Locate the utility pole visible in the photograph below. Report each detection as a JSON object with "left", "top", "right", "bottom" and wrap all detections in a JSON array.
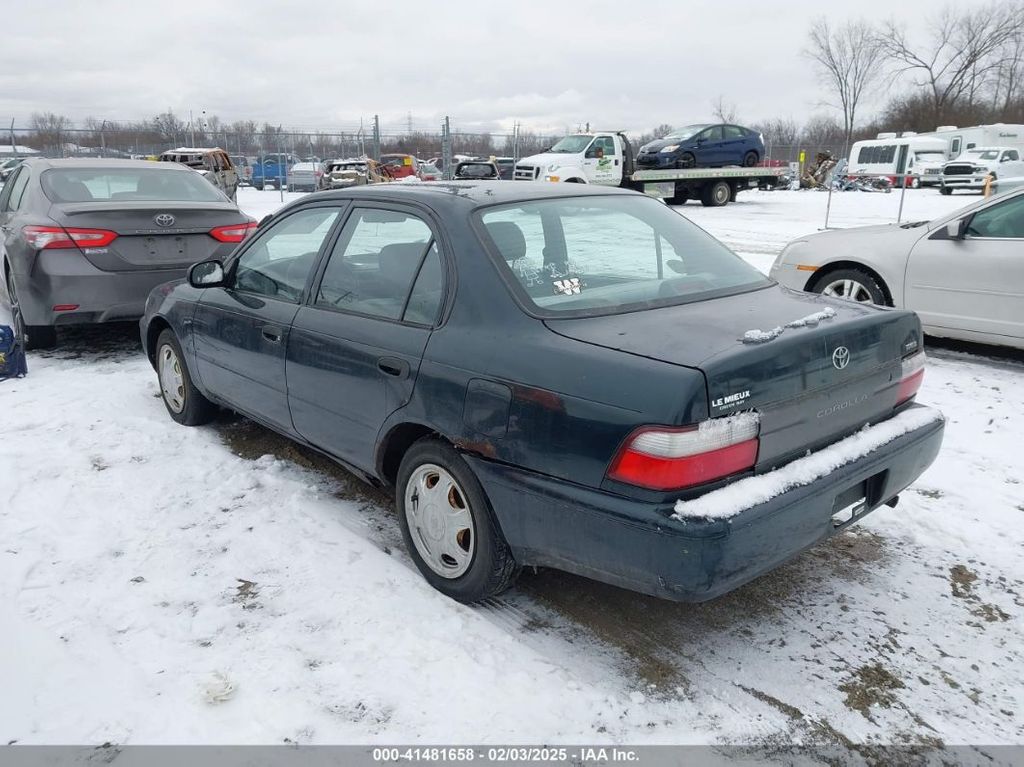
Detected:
[
  {"left": 10, "top": 119, "right": 17, "bottom": 159},
  {"left": 100, "top": 120, "right": 107, "bottom": 157},
  {"left": 441, "top": 117, "right": 453, "bottom": 180},
  {"left": 372, "top": 115, "right": 381, "bottom": 162}
]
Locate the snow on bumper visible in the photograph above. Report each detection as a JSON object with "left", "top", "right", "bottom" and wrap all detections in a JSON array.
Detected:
[{"left": 674, "top": 405, "right": 944, "bottom": 521}]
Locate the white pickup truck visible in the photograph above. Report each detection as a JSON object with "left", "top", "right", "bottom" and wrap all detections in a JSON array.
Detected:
[
  {"left": 514, "top": 132, "right": 786, "bottom": 206},
  {"left": 940, "top": 147, "right": 1024, "bottom": 194}
]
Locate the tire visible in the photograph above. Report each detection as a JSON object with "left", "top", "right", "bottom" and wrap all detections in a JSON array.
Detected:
[
  {"left": 940, "top": 186, "right": 952, "bottom": 195},
  {"left": 396, "top": 438, "right": 519, "bottom": 602},
  {"left": 677, "top": 152, "right": 696, "bottom": 169},
  {"left": 701, "top": 180, "right": 732, "bottom": 207},
  {"left": 6, "top": 269, "right": 56, "bottom": 350},
  {"left": 743, "top": 150, "right": 759, "bottom": 167},
  {"left": 254, "top": 183, "right": 264, "bottom": 191},
  {"left": 666, "top": 194, "right": 688, "bottom": 205},
  {"left": 811, "top": 267, "right": 888, "bottom": 306},
  {"left": 155, "top": 329, "right": 217, "bottom": 426},
  {"left": 910, "top": 177, "right": 920, "bottom": 189}
]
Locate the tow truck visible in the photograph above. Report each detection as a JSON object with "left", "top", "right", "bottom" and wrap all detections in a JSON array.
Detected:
[{"left": 514, "top": 131, "right": 787, "bottom": 206}]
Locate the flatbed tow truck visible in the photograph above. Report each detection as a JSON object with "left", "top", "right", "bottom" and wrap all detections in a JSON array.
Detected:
[{"left": 514, "top": 131, "right": 787, "bottom": 206}]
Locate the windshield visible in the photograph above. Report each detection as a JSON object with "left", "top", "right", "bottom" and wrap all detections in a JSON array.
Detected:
[
  {"left": 966, "top": 150, "right": 1000, "bottom": 160},
  {"left": 478, "top": 195, "right": 769, "bottom": 317},
  {"left": 915, "top": 151, "right": 945, "bottom": 160},
  {"left": 665, "top": 124, "right": 709, "bottom": 140},
  {"left": 548, "top": 135, "right": 594, "bottom": 154},
  {"left": 41, "top": 168, "right": 226, "bottom": 203}
]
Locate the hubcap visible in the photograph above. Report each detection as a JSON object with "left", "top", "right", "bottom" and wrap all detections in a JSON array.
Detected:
[
  {"left": 158, "top": 343, "right": 186, "bottom": 413},
  {"left": 404, "top": 463, "right": 475, "bottom": 579},
  {"left": 821, "top": 278, "right": 876, "bottom": 304}
]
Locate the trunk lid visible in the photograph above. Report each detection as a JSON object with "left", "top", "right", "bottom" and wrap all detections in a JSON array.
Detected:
[
  {"left": 48, "top": 201, "right": 246, "bottom": 272},
  {"left": 545, "top": 287, "right": 922, "bottom": 470}
]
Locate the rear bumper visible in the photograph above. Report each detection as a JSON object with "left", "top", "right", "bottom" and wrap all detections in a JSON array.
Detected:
[
  {"left": 467, "top": 405, "right": 944, "bottom": 602},
  {"left": 14, "top": 252, "right": 194, "bottom": 327}
]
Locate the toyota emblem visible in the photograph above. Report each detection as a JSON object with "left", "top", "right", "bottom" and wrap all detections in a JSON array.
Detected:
[
  {"left": 832, "top": 346, "right": 850, "bottom": 370},
  {"left": 154, "top": 213, "right": 175, "bottom": 227}
]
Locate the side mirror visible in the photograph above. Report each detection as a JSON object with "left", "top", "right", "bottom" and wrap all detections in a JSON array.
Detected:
[
  {"left": 188, "top": 260, "right": 225, "bottom": 288},
  {"left": 944, "top": 219, "right": 967, "bottom": 240}
]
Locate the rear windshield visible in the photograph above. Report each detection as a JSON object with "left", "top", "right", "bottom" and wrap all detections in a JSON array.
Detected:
[
  {"left": 478, "top": 195, "right": 769, "bottom": 317},
  {"left": 41, "top": 168, "right": 226, "bottom": 203}
]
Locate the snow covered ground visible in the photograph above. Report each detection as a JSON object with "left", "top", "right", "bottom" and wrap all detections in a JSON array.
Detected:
[{"left": 1, "top": 186, "right": 1022, "bottom": 750}]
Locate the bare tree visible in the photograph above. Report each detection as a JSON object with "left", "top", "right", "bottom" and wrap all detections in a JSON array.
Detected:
[
  {"left": 804, "top": 18, "right": 885, "bottom": 150},
  {"left": 877, "top": 1, "right": 1022, "bottom": 124},
  {"left": 711, "top": 96, "right": 738, "bottom": 123}
]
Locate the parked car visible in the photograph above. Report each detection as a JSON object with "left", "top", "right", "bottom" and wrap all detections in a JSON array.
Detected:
[
  {"left": 326, "top": 159, "right": 373, "bottom": 188},
  {"left": 453, "top": 161, "right": 499, "bottom": 179},
  {"left": 939, "top": 147, "right": 1024, "bottom": 194},
  {"left": 1, "top": 158, "right": 255, "bottom": 349},
  {"left": 379, "top": 153, "right": 418, "bottom": 180},
  {"left": 1, "top": 157, "right": 27, "bottom": 183},
  {"left": 229, "top": 155, "right": 252, "bottom": 186},
  {"left": 288, "top": 161, "right": 327, "bottom": 192},
  {"left": 770, "top": 188, "right": 1024, "bottom": 350},
  {"left": 494, "top": 157, "right": 515, "bottom": 180},
  {"left": 636, "top": 124, "right": 765, "bottom": 169},
  {"left": 252, "top": 153, "right": 299, "bottom": 190},
  {"left": 141, "top": 182, "right": 943, "bottom": 603},
  {"left": 417, "top": 162, "right": 441, "bottom": 181},
  {"left": 158, "top": 147, "right": 239, "bottom": 201}
]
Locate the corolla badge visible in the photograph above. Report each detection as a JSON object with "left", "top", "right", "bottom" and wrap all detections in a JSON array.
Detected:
[
  {"left": 832, "top": 346, "right": 850, "bottom": 370},
  {"left": 154, "top": 213, "right": 176, "bottom": 227}
]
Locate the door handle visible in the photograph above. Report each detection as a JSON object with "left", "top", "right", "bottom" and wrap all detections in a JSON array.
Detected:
[
  {"left": 377, "top": 356, "right": 410, "bottom": 378},
  {"left": 261, "top": 325, "right": 283, "bottom": 343}
]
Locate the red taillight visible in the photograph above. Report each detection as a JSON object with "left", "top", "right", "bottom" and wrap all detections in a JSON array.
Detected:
[
  {"left": 896, "top": 350, "right": 926, "bottom": 405},
  {"left": 209, "top": 221, "right": 257, "bottom": 243},
  {"left": 23, "top": 225, "right": 118, "bottom": 250},
  {"left": 607, "top": 413, "right": 760, "bottom": 491}
]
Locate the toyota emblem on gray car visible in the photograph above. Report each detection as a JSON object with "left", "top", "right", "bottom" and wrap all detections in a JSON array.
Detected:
[
  {"left": 154, "top": 213, "right": 175, "bottom": 227},
  {"left": 832, "top": 346, "right": 850, "bottom": 370}
]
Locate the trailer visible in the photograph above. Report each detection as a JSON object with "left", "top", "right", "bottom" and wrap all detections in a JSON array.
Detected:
[{"left": 513, "top": 131, "right": 787, "bottom": 206}]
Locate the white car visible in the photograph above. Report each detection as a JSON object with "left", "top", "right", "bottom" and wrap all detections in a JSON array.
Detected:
[
  {"left": 940, "top": 147, "right": 1024, "bottom": 194},
  {"left": 770, "top": 189, "right": 1024, "bottom": 350}
]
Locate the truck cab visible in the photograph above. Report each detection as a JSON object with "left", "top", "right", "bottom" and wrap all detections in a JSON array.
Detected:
[{"left": 514, "top": 133, "right": 629, "bottom": 185}]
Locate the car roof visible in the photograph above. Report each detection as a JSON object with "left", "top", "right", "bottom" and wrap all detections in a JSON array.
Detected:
[
  {"left": 294, "top": 180, "right": 638, "bottom": 212},
  {"left": 22, "top": 157, "right": 193, "bottom": 172}
]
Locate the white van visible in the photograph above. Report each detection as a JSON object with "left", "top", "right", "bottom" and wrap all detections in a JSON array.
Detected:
[{"left": 847, "top": 136, "right": 948, "bottom": 188}]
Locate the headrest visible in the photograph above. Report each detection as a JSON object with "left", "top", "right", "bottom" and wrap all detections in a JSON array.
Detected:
[
  {"left": 378, "top": 242, "right": 428, "bottom": 285},
  {"left": 486, "top": 221, "right": 526, "bottom": 261}
]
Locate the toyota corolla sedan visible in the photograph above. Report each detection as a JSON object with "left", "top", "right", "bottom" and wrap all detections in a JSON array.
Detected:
[
  {"left": 770, "top": 188, "right": 1024, "bottom": 350},
  {"left": 141, "top": 183, "right": 943, "bottom": 603},
  {"left": 1, "top": 158, "right": 255, "bottom": 349}
]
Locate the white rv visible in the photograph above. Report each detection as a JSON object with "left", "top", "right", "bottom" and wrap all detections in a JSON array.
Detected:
[
  {"left": 925, "top": 123, "right": 1024, "bottom": 159},
  {"left": 847, "top": 135, "right": 948, "bottom": 188}
]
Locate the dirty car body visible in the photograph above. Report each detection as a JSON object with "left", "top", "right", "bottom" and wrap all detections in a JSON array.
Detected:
[{"left": 140, "top": 182, "right": 944, "bottom": 602}]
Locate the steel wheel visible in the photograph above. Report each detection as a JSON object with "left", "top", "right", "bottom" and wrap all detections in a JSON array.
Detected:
[
  {"left": 404, "top": 463, "right": 475, "bottom": 579},
  {"left": 821, "top": 278, "right": 875, "bottom": 303},
  {"left": 158, "top": 342, "right": 186, "bottom": 414}
]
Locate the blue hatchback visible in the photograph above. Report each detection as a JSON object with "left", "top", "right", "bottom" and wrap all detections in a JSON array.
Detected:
[{"left": 636, "top": 123, "right": 765, "bottom": 169}]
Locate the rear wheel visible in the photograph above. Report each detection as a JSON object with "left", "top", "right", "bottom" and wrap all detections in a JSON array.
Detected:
[
  {"left": 743, "top": 150, "right": 759, "bottom": 167},
  {"left": 156, "top": 329, "right": 217, "bottom": 425},
  {"left": 701, "top": 180, "right": 732, "bottom": 207},
  {"left": 811, "top": 267, "right": 887, "bottom": 306},
  {"left": 397, "top": 438, "right": 519, "bottom": 602},
  {"left": 5, "top": 270, "right": 55, "bottom": 350}
]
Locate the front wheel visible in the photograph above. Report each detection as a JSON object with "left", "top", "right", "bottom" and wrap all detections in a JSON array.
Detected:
[
  {"left": 939, "top": 186, "right": 952, "bottom": 196},
  {"left": 677, "top": 152, "right": 696, "bottom": 169},
  {"left": 811, "top": 267, "right": 887, "bottom": 306},
  {"left": 397, "top": 438, "right": 519, "bottom": 602},
  {"left": 156, "top": 329, "right": 217, "bottom": 425}
]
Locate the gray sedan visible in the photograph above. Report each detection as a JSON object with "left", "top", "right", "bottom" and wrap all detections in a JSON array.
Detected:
[
  {"left": 770, "top": 188, "right": 1024, "bottom": 350},
  {"left": 0, "top": 158, "right": 255, "bottom": 349}
]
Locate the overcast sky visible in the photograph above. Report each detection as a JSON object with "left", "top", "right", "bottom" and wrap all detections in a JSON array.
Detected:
[{"left": 2, "top": 0, "right": 937, "bottom": 136}]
